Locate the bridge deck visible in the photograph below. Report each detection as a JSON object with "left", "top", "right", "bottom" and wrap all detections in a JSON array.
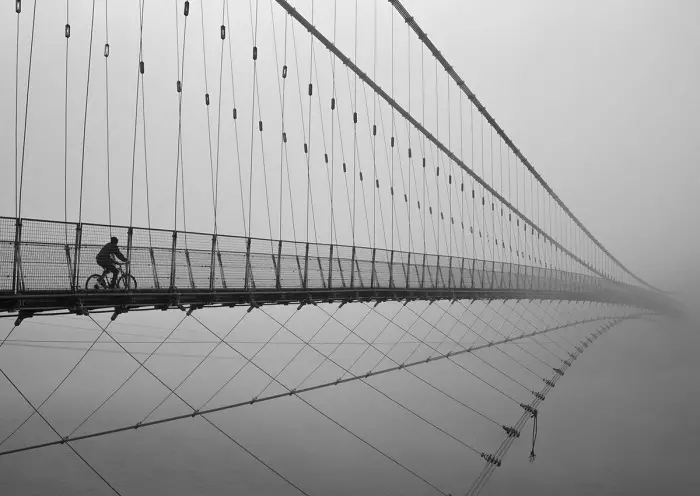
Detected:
[{"left": 0, "top": 217, "right": 654, "bottom": 317}]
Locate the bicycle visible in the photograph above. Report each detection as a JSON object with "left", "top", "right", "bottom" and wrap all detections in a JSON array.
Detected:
[{"left": 85, "top": 262, "right": 137, "bottom": 291}]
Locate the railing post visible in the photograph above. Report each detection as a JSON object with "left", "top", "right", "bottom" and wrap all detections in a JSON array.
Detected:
[
  {"left": 12, "top": 218, "right": 23, "bottom": 294},
  {"left": 459, "top": 257, "right": 465, "bottom": 289},
  {"left": 72, "top": 223, "right": 83, "bottom": 292},
  {"left": 470, "top": 259, "right": 477, "bottom": 289},
  {"left": 184, "top": 249, "right": 195, "bottom": 289},
  {"left": 150, "top": 247, "right": 160, "bottom": 289},
  {"left": 169, "top": 231, "right": 177, "bottom": 290},
  {"left": 421, "top": 253, "right": 427, "bottom": 288},
  {"left": 448, "top": 256, "right": 453, "bottom": 289},
  {"left": 406, "top": 252, "right": 411, "bottom": 289},
  {"left": 244, "top": 237, "right": 251, "bottom": 291},
  {"left": 217, "top": 250, "right": 227, "bottom": 289},
  {"left": 209, "top": 234, "right": 217, "bottom": 291},
  {"left": 350, "top": 246, "right": 356, "bottom": 289},
  {"left": 389, "top": 250, "right": 395, "bottom": 289},
  {"left": 64, "top": 243, "right": 73, "bottom": 290},
  {"left": 435, "top": 255, "right": 441, "bottom": 289},
  {"left": 327, "top": 244, "right": 334, "bottom": 290},
  {"left": 370, "top": 248, "right": 377, "bottom": 288},
  {"left": 303, "top": 242, "right": 309, "bottom": 290},
  {"left": 126, "top": 227, "right": 134, "bottom": 290},
  {"left": 276, "top": 240, "right": 282, "bottom": 290}
]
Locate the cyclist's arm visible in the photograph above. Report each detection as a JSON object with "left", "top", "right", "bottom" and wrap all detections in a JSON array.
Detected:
[{"left": 114, "top": 248, "right": 128, "bottom": 263}]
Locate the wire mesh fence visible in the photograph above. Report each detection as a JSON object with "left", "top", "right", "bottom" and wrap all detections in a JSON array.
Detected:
[{"left": 0, "top": 216, "right": 624, "bottom": 298}]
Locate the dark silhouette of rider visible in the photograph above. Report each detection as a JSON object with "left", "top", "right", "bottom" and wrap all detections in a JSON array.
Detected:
[{"left": 96, "top": 237, "right": 128, "bottom": 288}]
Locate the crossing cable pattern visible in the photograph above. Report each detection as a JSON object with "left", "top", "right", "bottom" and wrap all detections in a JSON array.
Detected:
[{"left": 0, "top": 312, "right": 643, "bottom": 457}]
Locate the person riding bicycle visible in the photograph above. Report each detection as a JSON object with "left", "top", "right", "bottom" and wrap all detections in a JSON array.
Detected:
[{"left": 96, "top": 237, "right": 128, "bottom": 288}]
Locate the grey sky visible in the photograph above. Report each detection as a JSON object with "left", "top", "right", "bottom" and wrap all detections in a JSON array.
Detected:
[{"left": 405, "top": 0, "right": 700, "bottom": 291}]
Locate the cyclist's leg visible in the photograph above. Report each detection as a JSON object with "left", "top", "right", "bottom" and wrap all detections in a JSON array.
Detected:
[
  {"left": 97, "top": 260, "right": 110, "bottom": 288},
  {"left": 107, "top": 264, "right": 119, "bottom": 288}
]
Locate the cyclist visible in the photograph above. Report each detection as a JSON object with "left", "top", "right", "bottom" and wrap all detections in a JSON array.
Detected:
[{"left": 96, "top": 236, "right": 128, "bottom": 288}]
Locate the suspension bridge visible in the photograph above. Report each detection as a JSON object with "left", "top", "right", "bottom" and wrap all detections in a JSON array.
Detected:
[{"left": 0, "top": 1, "right": 680, "bottom": 495}]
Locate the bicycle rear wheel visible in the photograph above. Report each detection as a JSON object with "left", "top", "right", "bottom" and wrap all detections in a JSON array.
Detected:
[
  {"left": 85, "top": 274, "right": 107, "bottom": 291},
  {"left": 117, "top": 274, "right": 137, "bottom": 291}
]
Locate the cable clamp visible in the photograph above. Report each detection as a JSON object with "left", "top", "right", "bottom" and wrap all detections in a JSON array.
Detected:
[
  {"left": 520, "top": 403, "right": 537, "bottom": 416},
  {"left": 480, "top": 453, "right": 502, "bottom": 467},
  {"left": 502, "top": 425, "right": 520, "bottom": 438},
  {"left": 553, "top": 368, "right": 564, "bottom": 376},
  {"left": 544, "top": 379, "right": 556, "bottom": 388},
  {"left": 533, "top": 391, "right": 545, "bottom": 401},
  {"left": 191, "top": 409, "right": 199, "bottom": 418}
]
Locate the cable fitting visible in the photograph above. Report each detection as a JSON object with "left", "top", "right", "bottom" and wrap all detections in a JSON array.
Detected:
[
  {"left": 502, "top": 426, "right": 520, "bottom": 438},
  {"left": 183, "top": 1, "right": 189, "bottom": 16},
  {"left": 533, "top": 391, "right": 545, "bottom": 401},
  {"left": 520, "top": 403, "right": 537, "bottom": 416},
  {"left": 481, "top": 453, "right": 502, "bottom": 467},
  {"left": 553, "top": 368, "right": 564, "bottom": 376},
  {"left": 65, "top": 24, "right": 71, "bottom": 39},
  {"left": 544, "top": 379, "right": 556, "bottom": 388}
]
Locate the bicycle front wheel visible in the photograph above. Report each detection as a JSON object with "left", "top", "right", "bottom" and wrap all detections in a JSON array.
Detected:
[
  {"left": 85, "top": 274, "right": 106, "bottom": 291},
  {"left": 117, "top": 274, "right": 137, "bottom": 291}
]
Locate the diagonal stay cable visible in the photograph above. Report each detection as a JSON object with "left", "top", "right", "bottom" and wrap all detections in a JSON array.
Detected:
[
  {"left": 87, "top": 316, "right": 309, "bottom": 495},
  {"left": 256, "top": 307, "right": 493, "bottom": 446},
  {"left": 197, "top": 309, "right": 301, "bottom": 411},
  {"left": 378, "top": 302, "right": 528, "bottom": 404},
  {"left": 0, "top": 315, "right": 637, "bottom": 457},
  {"left": 451, "top": 299, "right": 550, "bottom": 381},
  {"left": 0, "top": 319, "right": 115, "bottom": 448},
  {"left": 190, "top": 309, "right": 458, "bottom": 494},
  {"left": 309, "top": 303, "right": 505, "bottom": 425},
  {"left": 67, "top": 314, "right": 189, "bottom": 437},
  {"left": 0, "top": 365, "right": 121, "bottom": 495},
  {"left": 138, "top": 311, "right": 248, "bottom": 424}
]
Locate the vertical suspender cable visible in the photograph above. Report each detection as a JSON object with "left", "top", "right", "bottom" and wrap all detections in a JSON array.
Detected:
[
  {"left": 17, "top": 0, "right": 38, "bottom": 220},
  {"left": 15, "top": 2, "right": 20, "bottom": 220},
  {"left": 224, "top": 0, "right": 247, "bottom": 237},
  {"left": 104, "top": 0, "right": 112, "bottom": 234},
  {"left": 331, "top": 0, "right": 337, "bottom": 245},
  {"left": 200, "top": 0, "right": 218, "bottom": 235},
  {"left": 372, "top": 0, "right": 377, "bottom": 250},
  {"left": 407, "top": 21, "right": 412, "bottom": 256},
  {"left": 64, "top": 0, "right": 70, "bottom": 242},
  {"left": 390, "top": 7, "right": 395, "bottom": 253},
  {"left": 129, "top": 0, "right": 145, "bottom": 228},
  {"left": 78, "top": 0, "right": 97, "bottom": 224},
  {"left": 352, "top": 0, "right": 358, "bottom": 248},
  {"left": 305, "top": 0, "right": 313, "bottom": 244},
  {"left": 247, "top": 0, "right": 260, "bottom": 237}
]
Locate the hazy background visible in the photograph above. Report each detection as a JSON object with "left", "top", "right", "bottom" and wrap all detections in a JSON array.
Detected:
[{"left": 1, "top": 0, "right": 699, "bottom": 495}]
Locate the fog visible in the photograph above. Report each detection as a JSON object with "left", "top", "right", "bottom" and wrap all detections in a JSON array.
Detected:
[{"left": 1, "top": 0, "right": 699, "bottom": 495}]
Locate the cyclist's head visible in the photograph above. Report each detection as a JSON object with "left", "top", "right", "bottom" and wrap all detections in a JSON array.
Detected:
[{"left": 111, "top": 236, "right": 118, "bottom": 245}]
